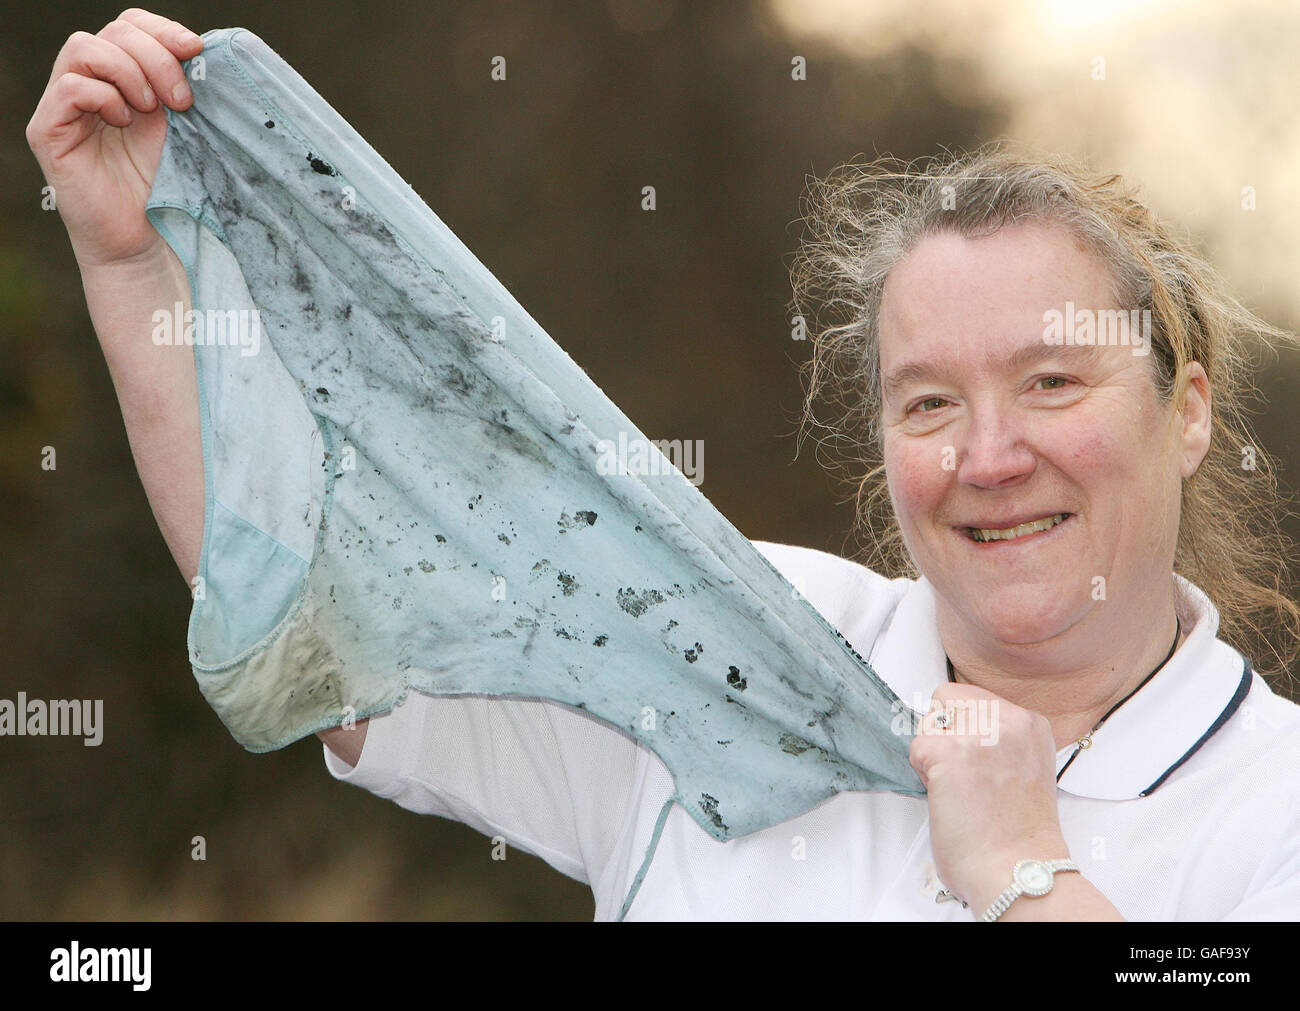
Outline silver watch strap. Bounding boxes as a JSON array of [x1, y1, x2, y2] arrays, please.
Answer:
[[978, 859, 1079, 922]]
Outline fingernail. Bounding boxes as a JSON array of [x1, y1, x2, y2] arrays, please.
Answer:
[[142, 84, 155, 107], [172, 82, 191, 104], [181, 31, 202, 46]]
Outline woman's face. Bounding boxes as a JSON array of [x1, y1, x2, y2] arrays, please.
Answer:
[[877, 219, 1209, 651]]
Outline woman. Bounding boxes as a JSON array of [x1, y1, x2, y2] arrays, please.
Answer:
[[28, 9, 1300, 920]]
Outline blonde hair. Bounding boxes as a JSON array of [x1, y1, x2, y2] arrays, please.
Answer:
[[787, 142, 1300, 682]]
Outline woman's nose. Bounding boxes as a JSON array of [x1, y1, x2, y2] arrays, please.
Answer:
[[954, 406, 1037, 489]]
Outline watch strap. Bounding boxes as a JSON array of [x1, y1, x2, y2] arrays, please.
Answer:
[[978, 859, 1079, 922]]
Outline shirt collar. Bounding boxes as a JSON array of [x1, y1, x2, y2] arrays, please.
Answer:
[[867, 574, 1252, 800]]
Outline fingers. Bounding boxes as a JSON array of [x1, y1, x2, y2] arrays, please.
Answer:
[[921, 697, 963, 735], [46, 9, 203, 110], [52, 72, 137, 129], [28, 9, 203, 165], [114, 7, 204, 55], [100, 17, 194, 109], [46, 31, 156, 116], [917, 694, 1001, 741], [112, 7, 204, 107]]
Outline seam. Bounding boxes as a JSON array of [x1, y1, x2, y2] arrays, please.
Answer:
[[616, 798, 674, 921], [210, 497, 313, 566]]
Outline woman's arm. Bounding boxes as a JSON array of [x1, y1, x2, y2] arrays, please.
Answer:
[[77, 241, 203, 580], [27, 8, 205, 578], [27, 9, 367, 759]]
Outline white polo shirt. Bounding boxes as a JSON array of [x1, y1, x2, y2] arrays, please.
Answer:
[[322, 540, 1300, 920]]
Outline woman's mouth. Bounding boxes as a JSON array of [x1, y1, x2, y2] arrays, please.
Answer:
[[964, 512, 1071, 543]]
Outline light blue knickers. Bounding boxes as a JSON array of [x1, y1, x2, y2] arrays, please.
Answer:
[[144, 28, 925, 844]]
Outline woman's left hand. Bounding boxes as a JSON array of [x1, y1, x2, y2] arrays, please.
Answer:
[[909, 682, 1071, 913]]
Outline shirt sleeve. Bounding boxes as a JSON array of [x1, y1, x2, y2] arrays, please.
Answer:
[[323, 691, 645, 886], [748, 539, 902, 634]]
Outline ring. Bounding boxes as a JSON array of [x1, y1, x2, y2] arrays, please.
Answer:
[[933, 710, 952, 729]]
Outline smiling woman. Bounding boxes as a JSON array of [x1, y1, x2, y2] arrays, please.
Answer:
[[878, 217, 1212, 659], [782, 146, 1300, 918], [28, 3, 1300, 921], [789, 144, 1300, 680]]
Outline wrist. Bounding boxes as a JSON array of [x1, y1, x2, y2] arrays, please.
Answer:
[[75, 237, 191, 364], [975, 855, 1078, 921], [73, 233, 173, 276], [965, 836, 1072, 913]]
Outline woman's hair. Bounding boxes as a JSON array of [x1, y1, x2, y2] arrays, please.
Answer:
[[787, 141, 1300, 681]]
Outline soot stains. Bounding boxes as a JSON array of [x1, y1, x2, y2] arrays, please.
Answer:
[[726, 665, 747, 691], [683, 642, 703, 663], [264, 120, 275, 128], [441, 363, 475, 397], [815, 696, 844, 725], [616, 587, 665, 617], [835, 629, 868, 665], [557, 510, 598, 531], [592, 634, 608, 647], [778, 732, 812, 756], [515, 615, 541, 656], [307, 152, 337, 176], [489, 415, 551, 468], [557, 572, 578, 596], [775, 667, 817, 701], [699, 793, 727, 832]]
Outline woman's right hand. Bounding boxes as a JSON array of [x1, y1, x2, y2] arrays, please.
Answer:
[[25, 8, 204, 269]]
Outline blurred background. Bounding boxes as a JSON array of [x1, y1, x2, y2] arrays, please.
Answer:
[[2, 0, 1298, 920]]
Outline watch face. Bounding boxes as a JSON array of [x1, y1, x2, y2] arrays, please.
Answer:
[[1014, 860, 1053, 895]]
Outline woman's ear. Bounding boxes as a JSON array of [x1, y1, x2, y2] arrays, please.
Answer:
[[1179, 361, 1212, 478]]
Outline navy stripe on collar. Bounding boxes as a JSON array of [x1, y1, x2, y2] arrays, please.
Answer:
[[1138, 654, 1254, 797]]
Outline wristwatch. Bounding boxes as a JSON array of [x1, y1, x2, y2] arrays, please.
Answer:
[[978, 858, 1079, 921]]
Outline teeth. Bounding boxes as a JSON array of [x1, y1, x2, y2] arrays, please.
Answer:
[[970, 513, 1068, 543]]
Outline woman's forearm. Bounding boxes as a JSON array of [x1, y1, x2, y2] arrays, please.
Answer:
[[80, 238, 204, 583]]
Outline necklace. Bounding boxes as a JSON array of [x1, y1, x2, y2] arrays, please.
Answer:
[[943, 617, 1182, 782]]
